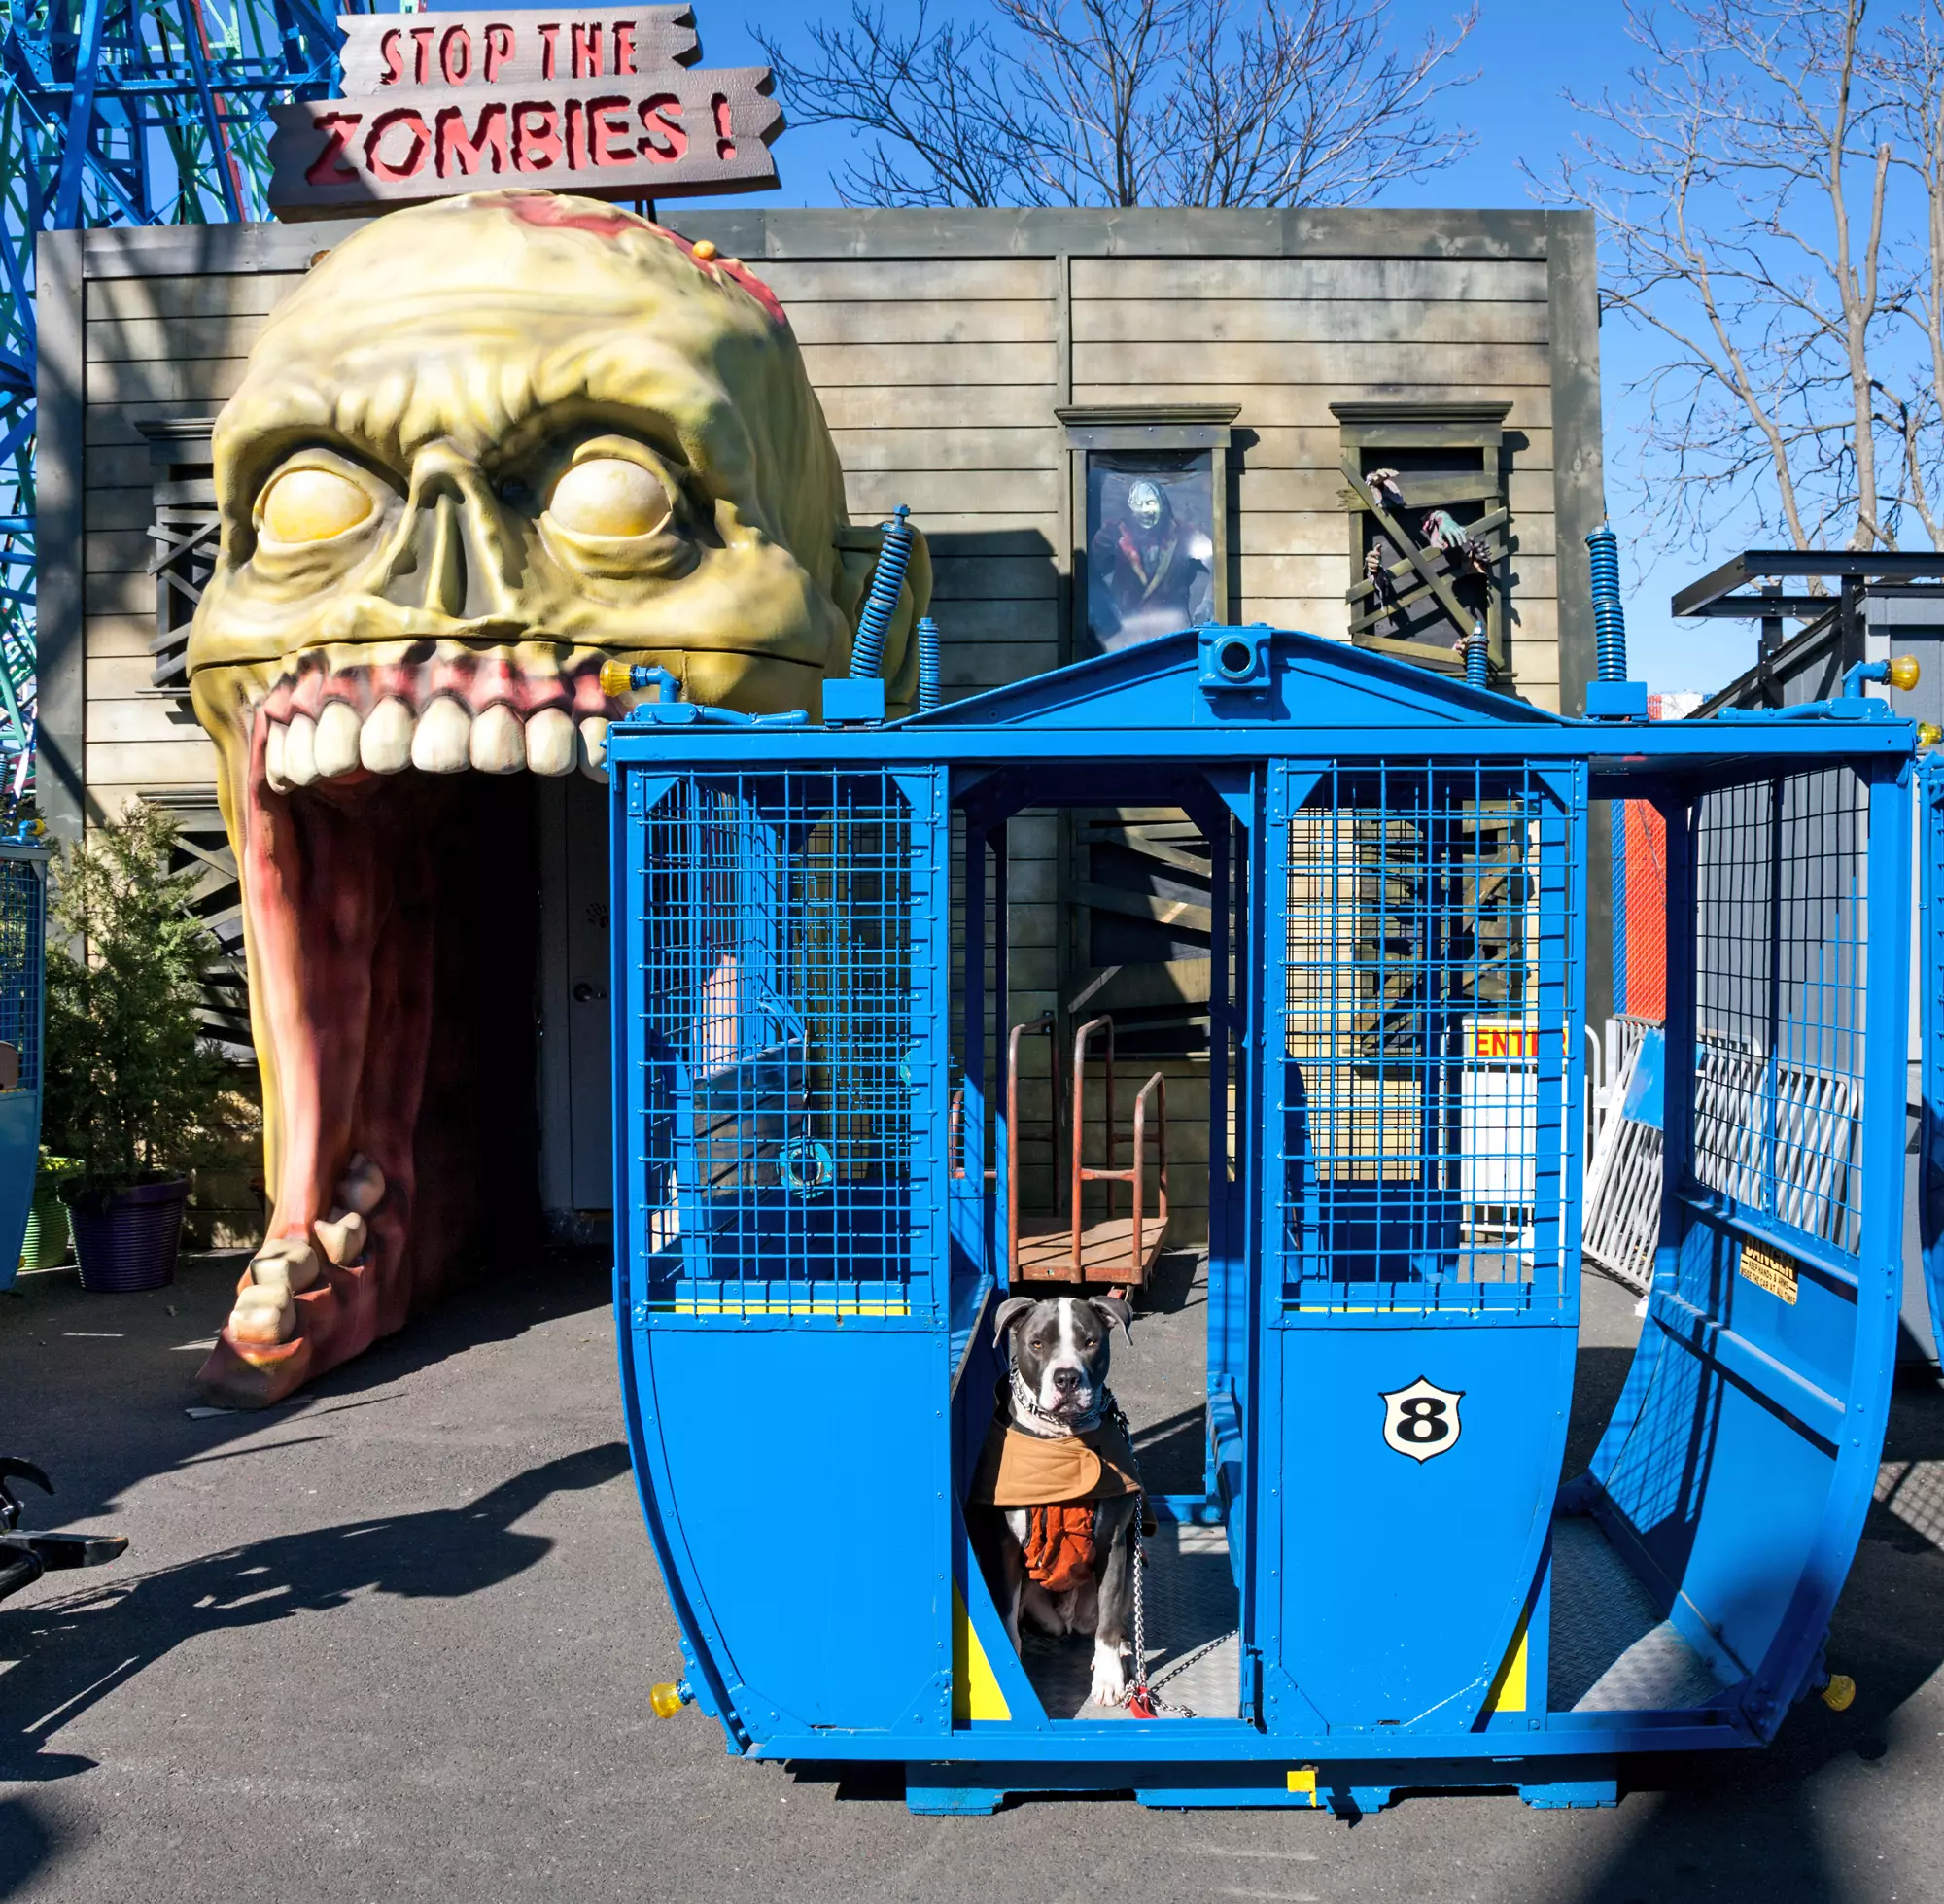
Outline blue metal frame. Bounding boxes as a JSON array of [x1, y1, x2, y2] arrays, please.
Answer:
[[610, 628, 1915, 1814], [1919, 755, 1944, 1367], [0, 841, 50, 1291]]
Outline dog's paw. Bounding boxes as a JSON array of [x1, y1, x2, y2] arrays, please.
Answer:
[[1090, 1639, 1129, 1707], [1022, 1582, 1069, 1637]]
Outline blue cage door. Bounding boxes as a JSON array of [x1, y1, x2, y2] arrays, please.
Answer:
[[615, 766, 955, 1745], [1252, 760, 1584, 1734]]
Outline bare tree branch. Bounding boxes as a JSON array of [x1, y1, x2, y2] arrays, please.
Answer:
[[1536, 0, 1940, 558], [757, 0, 1478, 210]]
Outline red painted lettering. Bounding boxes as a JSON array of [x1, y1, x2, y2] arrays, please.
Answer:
[[408, 26, 434, 83], [612, 21, 636, 74], [438, 25, 470, 84], [377, 29, 404, 86], [304, 111, 363, 185], [712, 92, 735, 161], [588, 96, 634, 165], [512, 101, 562, 172], [639, 94, 685, 160], [538, 22, 559, 79], [435, 102, 508, 176], [364, 108, 431, 182], [564, 98, 586, 169], [483, 22, 513, 81], [571, 21, 601, 76]]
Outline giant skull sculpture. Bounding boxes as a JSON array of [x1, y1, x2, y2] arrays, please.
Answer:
[[187, 189, 927, 1406]]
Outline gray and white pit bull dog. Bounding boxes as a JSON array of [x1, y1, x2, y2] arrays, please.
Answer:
[[978, 1294, 1140, 1707]]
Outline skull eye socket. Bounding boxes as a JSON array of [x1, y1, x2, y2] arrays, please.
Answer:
[[258, 466, 373, 544], [547, 456, 674, 539]]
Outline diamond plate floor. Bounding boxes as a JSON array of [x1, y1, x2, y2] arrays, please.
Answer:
[[1549, 1515, 1728, 1712], [1019, 1520, 1242, 1720]]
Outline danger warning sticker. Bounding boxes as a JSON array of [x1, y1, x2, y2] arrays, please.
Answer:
[[1738, 1239, 1800, 1305]]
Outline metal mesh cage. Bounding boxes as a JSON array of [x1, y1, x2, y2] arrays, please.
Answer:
[[1278, 762, 1578, 1311], [1690, 768, 1867, 1253], [0, 852, 45, 1093], [633, 771, 922, 1315]]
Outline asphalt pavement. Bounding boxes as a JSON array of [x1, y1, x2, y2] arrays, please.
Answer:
[[2, 1247, 1942, 1904]]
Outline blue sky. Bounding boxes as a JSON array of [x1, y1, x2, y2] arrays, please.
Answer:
[[673, 1, 1762, 695]]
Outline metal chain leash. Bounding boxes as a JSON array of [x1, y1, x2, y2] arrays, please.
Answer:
[[1106, 1397, 1195, 1719]]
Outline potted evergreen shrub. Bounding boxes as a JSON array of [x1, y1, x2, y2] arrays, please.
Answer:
[[43, 804, 225, 1293]]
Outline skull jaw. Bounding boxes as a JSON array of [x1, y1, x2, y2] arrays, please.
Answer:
[[190, 655, 569, 1407], [193, 1256, 377, 1407], [187, 640, 844, 1408]]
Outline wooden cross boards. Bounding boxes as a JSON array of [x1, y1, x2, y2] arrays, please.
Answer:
[[1332, 400, 1514, 684]]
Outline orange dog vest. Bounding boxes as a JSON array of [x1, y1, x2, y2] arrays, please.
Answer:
[[969, 1389, 1146, 1595]]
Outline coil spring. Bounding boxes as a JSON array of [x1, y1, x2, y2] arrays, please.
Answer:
[[850, 503, 913, 680], [916, 614, 941, 712], [1586, 523, 1628, 683], [1465, 622, 1489, 690]]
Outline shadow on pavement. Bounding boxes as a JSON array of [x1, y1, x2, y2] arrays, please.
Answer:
[[0, 1439, 629, 1784], [1130, 1403, 1204, 1494], [0, 1245, 613, 1529], [0, 1794, 56, 1899], [1549, 1376, 1944, 1904]]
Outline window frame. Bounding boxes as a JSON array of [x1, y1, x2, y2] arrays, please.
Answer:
[[1333, 399, 1515, 682], [1055, 403, 1239, 664]]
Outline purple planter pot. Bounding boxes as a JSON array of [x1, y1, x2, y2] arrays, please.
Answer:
[[66, 1176, 189, 1294]]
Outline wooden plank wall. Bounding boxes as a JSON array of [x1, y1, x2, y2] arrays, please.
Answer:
[[84, 269, 284, 812], [73, 223, 1580, 814], [1070, 255, 1560, 700], [58, 211, 1599, 1244]]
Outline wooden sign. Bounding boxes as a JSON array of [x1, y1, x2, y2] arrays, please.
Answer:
[[267, 6, 783, 220]]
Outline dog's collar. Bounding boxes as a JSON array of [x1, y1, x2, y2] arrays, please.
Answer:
[[1008, 1365, 1113, 1438]]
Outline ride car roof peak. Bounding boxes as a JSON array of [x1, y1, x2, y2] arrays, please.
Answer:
[[267, 7, 784, 221]]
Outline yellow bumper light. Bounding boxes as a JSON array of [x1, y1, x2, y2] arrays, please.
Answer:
[[1890, 654, 1922, 692], [1821, 1673, 1857, 1712], [598, 659, 638, 699], [649, 1680, 691, 1719]]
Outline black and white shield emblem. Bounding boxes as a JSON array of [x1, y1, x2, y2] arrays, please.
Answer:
[[1380, 1375, 1463, 1462]]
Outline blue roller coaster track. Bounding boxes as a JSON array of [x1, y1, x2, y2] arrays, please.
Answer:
[[0, 0, 374, 800]]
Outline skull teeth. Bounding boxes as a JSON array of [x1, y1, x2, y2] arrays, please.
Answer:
[[314, 1208, 367, 1265], [338, 1154, 386, 1215], [525, 706, 576, 776], [469, 703, 525, 774], [229, 1284, 295, 1345], [578, 716, 609, 785], [313, 700, 362, 779], [360, 696, 414, 774], [411, 694, 471, 773], [251, 1238, 319, 1292], [257, 655, 624, 790], [284, 712, 319, 788]]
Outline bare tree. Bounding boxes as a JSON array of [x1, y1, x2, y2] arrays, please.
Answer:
[[1544, 1, 1944, 555], [756, 0, 1478, 211], [1870, 5, 1944, 541]]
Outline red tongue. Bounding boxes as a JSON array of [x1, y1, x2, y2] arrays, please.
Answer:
[[356, 799, 435, 1337], [244, 726, 428, 1262]]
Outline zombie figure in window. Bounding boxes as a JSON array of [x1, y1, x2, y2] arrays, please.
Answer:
[[1362, 467, 1493, 649], [1089, 478, 1213, 649]]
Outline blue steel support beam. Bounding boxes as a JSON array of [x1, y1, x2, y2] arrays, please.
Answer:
[[49, 0, 110, 230], [0, 0, 363, 806]]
